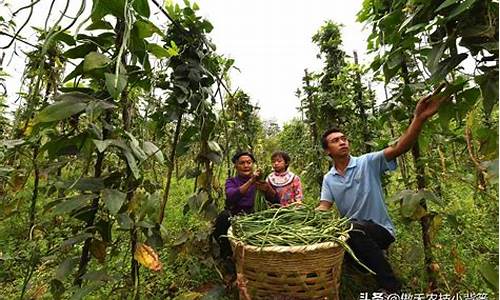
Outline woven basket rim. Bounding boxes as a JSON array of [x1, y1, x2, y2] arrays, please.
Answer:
[[227, 226, 348, 253]]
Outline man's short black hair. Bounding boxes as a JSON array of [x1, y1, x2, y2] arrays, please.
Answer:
[[232, 151, 256, 164], [321, 128, 343, 149], [271, 151, 291, 170]]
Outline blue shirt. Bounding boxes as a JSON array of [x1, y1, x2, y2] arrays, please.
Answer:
[[320, 150, 397, 237]]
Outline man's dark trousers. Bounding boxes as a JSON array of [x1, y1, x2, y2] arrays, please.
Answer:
[[346, 219, 402, 293]]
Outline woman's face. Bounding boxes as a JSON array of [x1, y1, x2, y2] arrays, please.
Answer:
[[272, 156, 287, 173], [235, 155, 254, 177]]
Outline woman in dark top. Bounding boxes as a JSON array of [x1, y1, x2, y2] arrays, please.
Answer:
[[214, 151, 278, 260]]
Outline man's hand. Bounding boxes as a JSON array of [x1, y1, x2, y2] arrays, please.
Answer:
[[414, 83, 449, 121], [316, 200, 332, 211]]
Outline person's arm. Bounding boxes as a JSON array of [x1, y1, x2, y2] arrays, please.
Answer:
[[316, 200, 332, 211], [225, 178, 242, 206], [293, 176, 303, 203], [255, 180, 277, 201], [315, 175, 335, 211], [384, 84, 449, 161], [239, 176, 257, 195]]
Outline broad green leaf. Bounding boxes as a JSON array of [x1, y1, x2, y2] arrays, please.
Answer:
[[132, 0, 150, 17], [167, 40, 179, 57], [401, 193, 421, 218], [481, 159, 499, 184], [102, 189, 126, 215], [479, 261, 499, 290], [104, 73, 128, 99], [446, 0, 478, 20], [133, 19, 162, 39], [429, 53, 468, 83], [146, 43, 170, 58], [70, 284, 103, 300], [475, 70, 499, 117], [388, 189, 414, 203], [85, 20, 113, 30], [427, 42, 446, 72], [92, 139, 114, 153], [34, 98, 88, 124], [72, 178, 105, 191], [435, 0, 459, 12], [96, 220, 112, 243], [61, 233, 93, 249], [63, 62, 84, 82], [125, 131, 147, 161], [143, 141, 164, 164], [0, 139, 25, 149], [50, 279, 65, 299], [53, 195, 94, 214], [53, 31, 76, 46], [122, 148, 141, 179], [63, 43, 97, 59], [117, 213, 133, 229], [90, 0, 124, 21], [207, 140, 222, 153], [83, 52, 111, 72], [81, 271, 113, 282], [55, 257, 79, 281]]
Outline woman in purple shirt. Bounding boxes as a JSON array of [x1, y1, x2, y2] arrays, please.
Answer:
[[214, 151, 278, 260]]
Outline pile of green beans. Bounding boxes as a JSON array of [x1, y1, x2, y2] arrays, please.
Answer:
[[230, 205, 375, 274]]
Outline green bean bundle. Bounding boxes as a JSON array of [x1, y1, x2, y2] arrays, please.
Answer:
[[230, 205, 375, 274]]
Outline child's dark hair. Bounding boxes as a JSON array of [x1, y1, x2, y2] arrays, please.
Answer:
[[271, 151, 291, 170]]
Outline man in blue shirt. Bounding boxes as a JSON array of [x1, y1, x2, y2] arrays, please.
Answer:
[[317, 85, 448, 293]]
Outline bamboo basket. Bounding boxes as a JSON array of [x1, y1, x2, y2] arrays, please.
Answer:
[[228, 227, 346, 300]]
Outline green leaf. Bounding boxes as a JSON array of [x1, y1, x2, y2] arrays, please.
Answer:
[[61, 233, 93, 249], [81, 271, 113, 282], [104, 73, 128, 99], [0, 139, 25, 149], [85, 20, 113, 30], [207, 140, 222, 153], [53, 31, 76, 46], [55, 257, 79, 281], [132, 0, 150, 17], [429, 53, 468, 83], [133, 19, 162, 39], [70, 284, 102, 300], [50, 279, 65, 300], [479, 261, 499, 290], [53, 195, 94, 214], [446, 0, 478, 20], [143, 141, 164, 164], [92, 139, 114, 153], [90, 0, 125, 21], [117, 213, 133, 229], [146, 43, 170, 58], [63, 62, 84, 82], [34, 94, 92, 123], [102, 189, 126, 215], [72, 178, 105, 192], [435, 0, 459, 12], [122, 148, 141, 179], [475, 70, 499, 117], [63, 43, 97, 59], [96, 220, 112, 243], [83, 52, 111, 72], [427, 42, 447, 73], [481, 159, 499, 184], [401, 193, 421, 218]]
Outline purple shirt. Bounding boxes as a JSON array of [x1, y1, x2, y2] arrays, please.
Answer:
[[225, 175, 279, 215]]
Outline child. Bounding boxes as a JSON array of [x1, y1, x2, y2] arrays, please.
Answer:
[[266, 151, 303, 206]]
